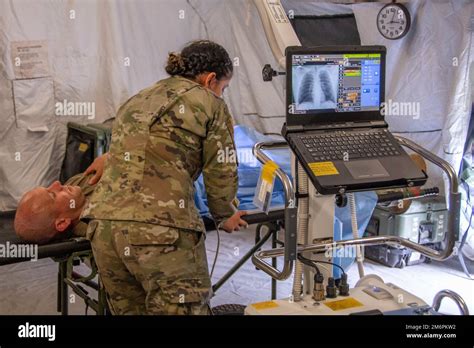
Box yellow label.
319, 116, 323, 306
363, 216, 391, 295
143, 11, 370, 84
308, 162, 339, 176
324, 297, 363, 311
251, 301, 279, 310
78, 143, 89, 152
261, 161, 279, 183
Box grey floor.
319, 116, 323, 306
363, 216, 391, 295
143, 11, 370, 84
0, 225, 473, 315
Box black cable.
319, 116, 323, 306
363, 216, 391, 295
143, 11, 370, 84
298, 254, 346, 276
314, 260, 346, 276
210, 221, 221, 278
297, 254, 320, 274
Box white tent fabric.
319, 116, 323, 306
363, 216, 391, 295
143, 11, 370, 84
0, 0, 208, 211
0, 0, 472, 211
282, 0, 473, 195
351, 0, 473, 196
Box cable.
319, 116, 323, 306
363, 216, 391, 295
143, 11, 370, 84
210, 221, 221, 279
314, 262, 330, 276
313, 260, 346, 277
298, 254, 346, 276
297, 254, 320, 274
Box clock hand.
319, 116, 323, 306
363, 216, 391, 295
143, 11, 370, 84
390, 11, 396, 23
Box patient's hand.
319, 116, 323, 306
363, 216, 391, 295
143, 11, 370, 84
84, 153, 109, 185
221, 211, 248, 233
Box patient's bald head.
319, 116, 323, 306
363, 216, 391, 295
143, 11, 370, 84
14, 181, 86, 244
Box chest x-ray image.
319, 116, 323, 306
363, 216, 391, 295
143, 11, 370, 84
292, 64, 339, 112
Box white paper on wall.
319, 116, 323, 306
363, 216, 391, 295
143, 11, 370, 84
11, 40, 50, 79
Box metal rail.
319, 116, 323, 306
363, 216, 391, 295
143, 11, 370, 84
432, 290, 470, 315
252, 141, 296, 280
252, 136, 461, 280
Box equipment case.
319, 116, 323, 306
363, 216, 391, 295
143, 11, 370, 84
60, 120, 113, 183
365, 196, 448, 268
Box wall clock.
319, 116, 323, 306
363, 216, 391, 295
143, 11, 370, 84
377, 3, 411, 40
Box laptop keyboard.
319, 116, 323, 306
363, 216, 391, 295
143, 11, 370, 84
300, 129, 401, 162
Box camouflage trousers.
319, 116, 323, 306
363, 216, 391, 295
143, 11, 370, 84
86, 219, 212, 315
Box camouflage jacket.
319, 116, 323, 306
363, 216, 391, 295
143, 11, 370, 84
81, 76, 238, 232
65, 173, 95, 237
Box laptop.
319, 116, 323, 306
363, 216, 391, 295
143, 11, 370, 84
282, 45, 427, 195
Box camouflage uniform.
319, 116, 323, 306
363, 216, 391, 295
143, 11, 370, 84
63, 173, 95, 238
81, 76, 239, 315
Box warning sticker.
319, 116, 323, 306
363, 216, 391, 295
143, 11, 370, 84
308, 162, 339, 176
262, 161, 279, 183
324, 297, 363, 311
251, 301, 279, 310
254, 160, 278, 214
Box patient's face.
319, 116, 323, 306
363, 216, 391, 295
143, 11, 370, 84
15, 181, 87, 243
44, 181, 86, 217
29, 181, 86, 226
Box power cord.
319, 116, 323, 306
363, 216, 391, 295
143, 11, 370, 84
297, 254, 320, 274
298, 254, 346, 276
210, 221, 221, 279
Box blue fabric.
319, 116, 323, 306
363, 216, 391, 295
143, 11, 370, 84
332, 191, 378, 278
194, 125, 291, 214
194, 125, 377, 278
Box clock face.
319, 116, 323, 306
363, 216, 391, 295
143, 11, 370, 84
377, 4, 411, 40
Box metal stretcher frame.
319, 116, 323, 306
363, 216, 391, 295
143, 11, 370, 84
0, 210, 287, 315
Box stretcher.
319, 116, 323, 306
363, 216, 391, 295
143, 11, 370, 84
0, 125, 376, 315
0, 208, 287, 315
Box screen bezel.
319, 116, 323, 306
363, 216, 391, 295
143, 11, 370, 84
286, 45, 386, 127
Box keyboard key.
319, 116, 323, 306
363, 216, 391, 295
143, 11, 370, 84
302, 130, 398, 160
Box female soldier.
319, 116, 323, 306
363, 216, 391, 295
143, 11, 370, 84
81, 40, 246, 315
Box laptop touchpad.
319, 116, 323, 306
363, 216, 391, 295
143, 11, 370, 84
344, 160, 390, 179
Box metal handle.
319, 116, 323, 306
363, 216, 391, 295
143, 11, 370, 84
432, 290, 470, 315
252, 137, 460, 280
252, 141, 295, 280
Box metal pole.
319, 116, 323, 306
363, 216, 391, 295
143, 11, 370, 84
212, 228, 275, 293
252, 141, 296, 280
252, 137, 461, 280
59, 261, 68, 315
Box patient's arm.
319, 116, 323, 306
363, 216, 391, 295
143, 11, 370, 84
84, 153, 109, 185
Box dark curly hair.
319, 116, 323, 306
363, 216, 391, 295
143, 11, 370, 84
165, 40, 233, 80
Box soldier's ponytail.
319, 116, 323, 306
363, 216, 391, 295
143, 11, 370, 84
165, 52, 187, 76
165, 40, 233, 80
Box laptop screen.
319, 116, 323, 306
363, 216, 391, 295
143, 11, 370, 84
286, 46, 386, 126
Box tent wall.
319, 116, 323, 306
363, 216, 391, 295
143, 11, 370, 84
352, 0, 472, 194
282, 0, 473, 193
0, 0, 472, 211
0, 0, 206, 210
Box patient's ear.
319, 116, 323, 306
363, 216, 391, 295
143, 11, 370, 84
55, 217, 71, 232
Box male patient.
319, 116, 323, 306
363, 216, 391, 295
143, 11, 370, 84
13, 155, 107, 244
14, 154, 245, 244
14, 174, 95, 244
